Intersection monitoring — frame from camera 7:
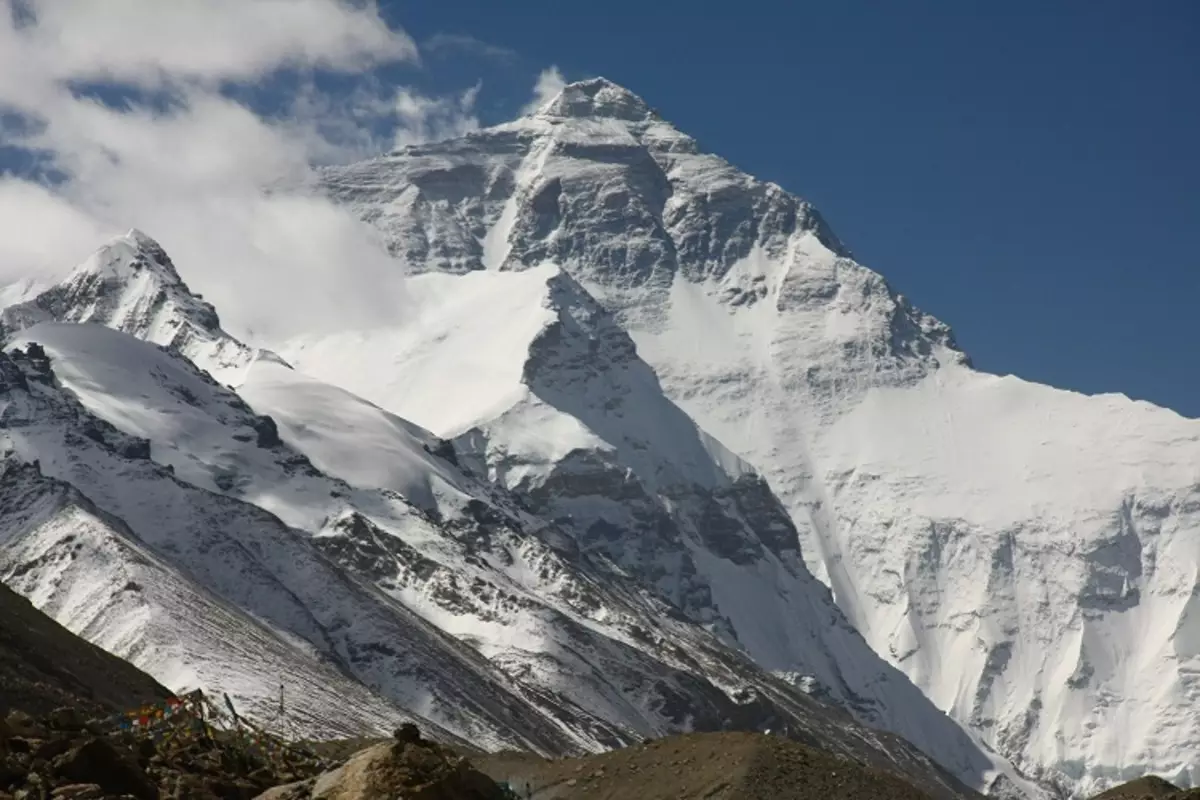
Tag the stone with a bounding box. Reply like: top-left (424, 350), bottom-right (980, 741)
top-left (0, 754), bottom-right (26, 789)
top-left (4, 714), bottom-right (43, 740)
top-left (32, 739), bottom-right (74, 763)
top-left (51, 739), bottom-right (156, 800)
top-left (392, 723), bottom-right (422, 745)
top-left (50, 785), bottom-right (103, 800)
top-left (253, 740), bottom-right (505, 800)
top-left (46, 710), bottom-right (85, 734)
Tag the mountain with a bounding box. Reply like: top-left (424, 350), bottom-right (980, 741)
top-left (0, 243), bottom-right (995, 798)
top-left (307, 77), bottom-right (1200, 796)
top-left (0, 577), bottom-right (169, 717)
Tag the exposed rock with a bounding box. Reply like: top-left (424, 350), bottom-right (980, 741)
top-left (45, 711), bottom-right (84, 735)
top-left (393, 724), bottom-right (423, 746)
top-left (49, 784), bottom-right (103, 800)
top-left (2, 718), bottom-right (41, 742)
top-left (0, 705), bottom-right (330, 800)
top-left (0, 581), bottom-right (170, 719)
top-left (51, 739), bottom-right (156, 800)
top-left (257, 739), bottom-right (505, 800)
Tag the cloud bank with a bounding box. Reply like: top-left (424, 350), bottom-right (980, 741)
top-left (0, 0), bottom-right (420, 341)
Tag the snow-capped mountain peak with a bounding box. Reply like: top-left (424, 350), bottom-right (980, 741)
top-left (1, 230), bottom-right (278, 384)
top-left (38, 229), bottom-right (218, 333)
top-left (79, 228), bottom-right (186, 282)
top-left (532, 77), bottom-right (658, 122)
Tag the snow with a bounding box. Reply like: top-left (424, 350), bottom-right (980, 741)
top-left (279, 263), bottom-right (754, 494)
top-left (1, 496), bottom-right (424, 739)
top-left (237, 358), bottom-right (468, 507)
top-left (282, 266), bottom-right (556, 438)
top-left (274, 235), bottom-right (1018, 795)
top-left (0, 349), bottom-right (584, 750)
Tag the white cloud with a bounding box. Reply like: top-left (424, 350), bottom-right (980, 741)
top-left (392, 83), bottom-right (480, 148)
top-left (7, 0), bottom-right (417, 87)
top-left (423, 33), bottom-right (517, 62)
top-left (521, 66), bottom-right (566, 115)
top-left (0, 0), bottom-right (432, 342)
top-left (0, 181), bottom-right (109, 275)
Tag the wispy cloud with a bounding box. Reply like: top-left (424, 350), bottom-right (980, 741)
top-left (423, 33), bottom-right (517, 63)
top-left (521, 66), bottom-right (566, 115)
top-left (392, 83), bottom-right (481, 148)
top-left (0, 0), bottom-right (431, 342)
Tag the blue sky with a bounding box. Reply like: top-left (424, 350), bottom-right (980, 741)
top-left (1, 1), bottom-right (1195, 415)
top-left (386, 0), bottom-right (1200, 417)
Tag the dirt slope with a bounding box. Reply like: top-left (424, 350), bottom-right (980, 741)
top-left (1092, 776), bottom-right (1200, 799)
top-left (0, 580), bottom-right (170, 716)
top-left (475, 731), bottom-right (935, 800)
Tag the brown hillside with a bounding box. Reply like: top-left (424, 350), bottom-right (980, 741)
top-left (475, 731), bottom-right (934, 800)
top-left (0, 580), bottom-right (169, 716)
top-left (1091, 776), bottom-right (1200, 799)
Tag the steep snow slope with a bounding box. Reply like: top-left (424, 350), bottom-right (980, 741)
top-left (1, 249), bottom-right (1001, 799)
top-left (0, 342), bottom-right (582, 752)
top-left (236, 359), bottom-right (470, 509)
top-left (0, 461), bottom-right (445, 739)
top-left (0, 558), bottom-right (169, 717)
top-left (315, 77), bottom-right (1200, 796)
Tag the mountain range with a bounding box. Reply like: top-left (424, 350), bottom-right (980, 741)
top-left (0, 77), bottom-right (1195, 799)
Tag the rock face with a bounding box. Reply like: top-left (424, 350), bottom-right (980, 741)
top-left (308, 77), bottom-right (1200, 796)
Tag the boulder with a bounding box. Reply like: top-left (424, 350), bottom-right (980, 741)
top-left (256, 740), bottom-right (505, 800)
top-left (49, 785), bottom-right (103, 800)
top-left (393, 724), bottom-right (422, 745)
top-left (3, 715), bottom-right (43, 740)
top-left (51, 739), bottom-right (156, 800)
top-left (45, 711), bottom-right (84, 734)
